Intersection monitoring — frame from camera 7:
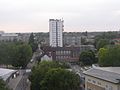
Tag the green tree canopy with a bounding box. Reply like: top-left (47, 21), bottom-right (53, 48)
top-left (94, 31), bottom-right (120, 49)
top-left (29, 61), bottom-right (80, 90)
top-left (0, 42), bottom-right (16, 65)
top-left (0, 79), bottom-right (9, 90)
top-left (96, 39), bottom-right (109, 50)
top-left (40, 68), bottom-right (80, 90)
top-left (98, 45), bottom-right (120, 66)
top-left (0, 42), bottom-right (32, 68)
top-left (79, 50), bottom-right (96, 65)
top-left (12, 44), bottom-right (32, 68)
top-left (29, 33), bottom-right (38, 52)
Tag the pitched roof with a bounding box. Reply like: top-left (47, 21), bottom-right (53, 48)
top-left (0, 68), bottom-right (17, 81)
top-left (84, 68), bottom-right (120, 84)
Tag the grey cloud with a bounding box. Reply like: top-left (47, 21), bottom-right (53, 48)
top-left (0, 0), bottom-right (120, 32)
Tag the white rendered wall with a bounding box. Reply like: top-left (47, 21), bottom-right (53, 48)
top-left (49, 19), bottom-right (63, 47)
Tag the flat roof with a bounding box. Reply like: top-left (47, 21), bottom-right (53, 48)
top-left (84, 67), bottom-right (120, 84)
top-left (49, 19), bottom-right (63, 21)
top-left (0, 68), bottom-right (17, 81)
top-left (1, 33), bottom-right (18, 37)
top-left (94, 67), bottom-right (120, 74)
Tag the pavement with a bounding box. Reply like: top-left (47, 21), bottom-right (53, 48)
top-left (8, 74), bottom-right (23, 90)
top-left (7, 70), bottom-right (29, 90)
top-left (15, 74), bottom-right (28, 90)
top-left (25, 80), bottom-right (31, 90)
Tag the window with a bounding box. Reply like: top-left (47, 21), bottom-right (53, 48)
top-left (93, 81), bottom-right (96, 83)
top-left (64, 51), bottom-right (66, 54)
top-left (109, 86), bottom-right (113, 90)
top-left (106, 85), bottom-right (108, 88)
top-left (97, 82), bottom-right (101, 85)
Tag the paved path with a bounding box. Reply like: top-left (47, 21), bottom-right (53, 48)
top-left (8, 75), bottom-right (23, 90)
top-left (15, 74), bottom-right (28, 90)
top-left (26, 81), bottom-right (31, 90)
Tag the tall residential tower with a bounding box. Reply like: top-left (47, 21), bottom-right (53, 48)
top-left (49, 19), bottom-right (64, 47)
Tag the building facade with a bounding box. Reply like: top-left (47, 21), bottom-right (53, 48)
top-left (49, 19), bottom-right (64, 47)
top-left (84, 67), bottom-right (120, 90)
top-left (41, 45), bottom-right (95, 62)
top-left (63, 32), bottom-right (82, 46)
top-left (42, 46), bottom-right (80, 62)
top-left (0, 33), bottom-right (19, 42)
top-left (0, 32), bottom-right (30, 43)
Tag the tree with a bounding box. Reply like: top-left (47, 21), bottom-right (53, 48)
top-left (29, 33), bottom-right (38, 52)
top-left (0, 42), bottom-right (16, 65)
top-left (98, 45), bottom-right (120, 66)
top-left (12, 44), bottom-right (32, 68)
top-left (40, 68), bottom-right (80, 90)
top-left (96, 39), bottom-right (109, 50)
top-left (94, 31), bottom-right (120, 49)
top-left (29, 61), bottom-right (80, 90)
top-left (0, 42), bottom-right (32, 68)
top-left (0, 79), bottom-right (9, 90)
top-left (81, 37), bottom-right (87, 45)
top-left (79, 50), bottom-right (96, 65)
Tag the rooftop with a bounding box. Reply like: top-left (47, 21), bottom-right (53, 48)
top-left (0, 68), bottom-right (17, 81)
top-left (1, 33), bottom-right (18, 37)
top-left (84, 67), bottom-right (120, 84)
top-left (49, 19), bottom-right (63, 21)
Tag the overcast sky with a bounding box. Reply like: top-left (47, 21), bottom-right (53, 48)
top-left (0, 0), bottom-right (120, 33)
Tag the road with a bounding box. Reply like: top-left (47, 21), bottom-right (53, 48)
top-left (14, 61), bottom-right (36, 90)
top-left (15, 70), bottom-right (27, 90)
top-left (71, 64), bottom-right (84, 77)
top-left (7, 70), bottom-right (27, 90)
top-left (68, 62), bottom-right (84, 77)
top-left (14, 52), bottom-right (39, 90)
top-left (70, 64), bottom-right (85, 90)
top-left (8, 61), bottom-right (36, 90)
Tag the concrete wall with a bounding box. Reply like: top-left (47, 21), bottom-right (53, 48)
top-left (41, 55), bottom-right (52, 61)
top-left (85, 75), bottom-right (120, 90)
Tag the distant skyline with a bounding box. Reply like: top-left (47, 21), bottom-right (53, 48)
top-left (0, 0), bottom-right (120, 33)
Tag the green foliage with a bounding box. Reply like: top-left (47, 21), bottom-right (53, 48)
top-left (81, 37), bottom-right (87, 45)
top-left (0, 42), bottom-right (32, 68)
top-left (98, 48), bottom-right (108, 66)
top-left (40, 68), bottom-right (80, 90)
top-left (94, 31), bottom-right (120, 49)
top-left (29, 33), bottom-right (38, 52)
top-left (0, 79), bottom-right (9, 90)
top-left (0, 42), bottom-right (15, 65)
top-left (12, 44), bottom-right (32, 68)
top-left (96, 39), bottom-right (109, 50)
top-left (98, 45), bottom-right (120, 66)
top-left (79, 50), bottom-right (96, 65)
top-left (29, 61), bottom-right (80, 90)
